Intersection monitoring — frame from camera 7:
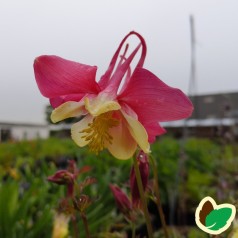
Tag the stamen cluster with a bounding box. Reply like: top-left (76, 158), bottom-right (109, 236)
top-left (80, 112), bottom-right (119, 153)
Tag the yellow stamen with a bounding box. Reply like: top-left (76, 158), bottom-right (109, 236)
top-left (80, 112), bottom-right (119, 154)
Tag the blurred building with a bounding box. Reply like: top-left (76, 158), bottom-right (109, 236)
top-left (162, 91), bottom-right (238, 139)
top-left (1, 91), bottom-right (238, 142)
top-left (0, 122), bottom-right (49, 142)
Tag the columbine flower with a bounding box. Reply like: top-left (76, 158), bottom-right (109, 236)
top-left (34, 31), bottom-right (193, 159)
top-left (130, 151), bottom-right (149, 206)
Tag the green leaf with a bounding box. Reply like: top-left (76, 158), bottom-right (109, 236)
top-left (205, 208), bottom-right (232, 231)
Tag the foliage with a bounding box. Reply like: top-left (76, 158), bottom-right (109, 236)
top-left (0, 161), bottom-right (61, 238)
top-left (0, 138), bottom-right (131, 237)
top-left (0, 136), bottom-right (238, 237)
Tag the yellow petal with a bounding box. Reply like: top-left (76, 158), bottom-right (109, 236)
top-left (84, 94), bottom-right (121, 116)
top-left (106, 118), bottom-right (137, 160)
top-left (71, 115), bottom-right (93, 147)
top-left (51, 101), bottom-right (85, 123)
top-left (122, 111), bottom-right (150, 154)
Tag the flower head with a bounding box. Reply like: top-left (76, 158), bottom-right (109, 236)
top-left (34, 31), bottom-right (193, 159)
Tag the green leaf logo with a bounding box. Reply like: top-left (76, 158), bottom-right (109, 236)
top-left (195, 196), bottom-right (236, 235)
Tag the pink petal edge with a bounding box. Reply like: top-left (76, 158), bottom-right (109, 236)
top-left (34, 55), bottom-right (99, 102)
top-left (119, 67), bottom-right (193, 124)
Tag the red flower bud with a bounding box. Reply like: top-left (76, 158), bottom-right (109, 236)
top-left (110, 184), bottom-right (132, 216)
top-left (130, 151), bottom-right (149, 206)
top-left (48, 170), bottom-right (75, 185)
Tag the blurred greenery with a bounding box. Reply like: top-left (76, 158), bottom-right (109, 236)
top-left (0, 136), bottom-right (237, 237)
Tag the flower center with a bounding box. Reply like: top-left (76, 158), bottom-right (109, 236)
top-left (80, 112), bottom-right (119, 154)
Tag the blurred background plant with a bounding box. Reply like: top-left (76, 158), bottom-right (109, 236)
top-left (0, 136), bottom-right (238, 237)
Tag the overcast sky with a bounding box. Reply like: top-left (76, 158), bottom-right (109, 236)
top-left (0, 0), bottom-right (238, 124)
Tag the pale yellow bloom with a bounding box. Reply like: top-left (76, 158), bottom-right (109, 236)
top-left (52, 213), bottom-right (69, 238)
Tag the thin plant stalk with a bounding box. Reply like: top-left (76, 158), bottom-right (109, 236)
top-left (71, 215), bottom-right (79, 238)
top-left (149, 155), bottom-right (169, 238)
top-left (81, 213), bottom-right (91, 238)
top-left (133, 155), bottom-right (153, 238)
top-left (67, 183), bottom-right (79, 238)
top-left (131, 222), bottom-right (136, 238)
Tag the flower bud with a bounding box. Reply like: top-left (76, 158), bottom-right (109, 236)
top-left (47, 170), bottom-right (75, 185)
top-left (110, 184), bottom-right (132, 216)
top-left (130, 151), bottom-right (149, 206)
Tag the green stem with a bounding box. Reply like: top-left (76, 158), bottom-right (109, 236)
top-left (150, 155), bottom-right (169, 238)
top-left (81, 213), bottom-right (91, 238)
top-left (131, 222), bottom-right (136, 238)
top-left (133, 155), bottom-right (153, 238)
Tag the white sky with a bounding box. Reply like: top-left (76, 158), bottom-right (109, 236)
top-left (0, 0), bottom-right (238, 123)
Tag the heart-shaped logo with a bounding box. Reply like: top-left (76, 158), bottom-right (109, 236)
top-left (195, 196), bottom-right (236, 235)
